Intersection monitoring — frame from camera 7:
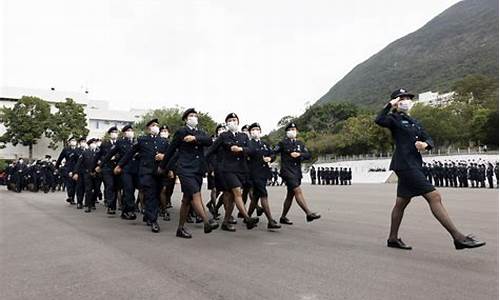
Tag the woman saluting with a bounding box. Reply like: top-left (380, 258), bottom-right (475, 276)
top-left (375, 88), bottom-right (485, 250)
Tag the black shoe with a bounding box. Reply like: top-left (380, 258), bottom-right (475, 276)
top-left (256, 206), bottom-right (264, 217)
top-left (121, 212), bottom-right (136, 220)
top-left (159, 210), bottom-right (165, 217)
top-left (142, 215), bottom-right (147, 223)
top-left (146, 220), bottom-right (152, 227)
top-left (70, 201), bottom-right (76, 205)
top-left (454, 234), bottom-right (486, 250)
top-left (267, 220), bottom-right (281, 229)
top-left (151, 222), bottom-right (160, 233)
top-left (195, 216), bottom-right (203, 224)
top-left (110, 209), bottom-right (116, 215)
top-left (221, 223), bottom-right (236, 232)
top-left (387, 238), bottom-right (412, 250)
top-left (228, 216), bottom-right (237, 225)
top-left (306, 213), bottom-right (321, 222)
top-left (166, 202), bottom-right (172, 209)
top-left (186, 216), bottom-right (194, 223)
top-left (237, 212), bottom-right (244, 219)
top-left (107, 208), bottom-right (114, 215)
top-left (84, 207), bottom-right (91, 213)
top-left (176, 227), bottom-right (192, 239)
top-left (280, 217), bottom-right (293, 225)
top-left (66, 198), bottom-right (72, 203)
top-left (246, 217), bottom-right (259, 230)
top-left (76, 203), bottom-right (83, 209)
top-left (163, 212), bottom-right (171, 221)
top-left (204, 220), bottom-right (219, 233)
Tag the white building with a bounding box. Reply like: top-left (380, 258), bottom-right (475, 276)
top-left (0, 86), bottom-right (149, 160)
top-left (416, 91), bottom-right (455, 107)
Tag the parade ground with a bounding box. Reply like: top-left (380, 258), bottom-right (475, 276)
top-left (1, 184), bottom-right (498, 300)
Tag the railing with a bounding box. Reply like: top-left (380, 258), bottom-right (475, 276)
top-left (316, 147), bottom-right (499, 164)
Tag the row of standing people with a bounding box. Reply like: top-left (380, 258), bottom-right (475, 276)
top-left (422, 161), bottom-right (499, 189)
top-left (309, 166), bottom-right (352, 185)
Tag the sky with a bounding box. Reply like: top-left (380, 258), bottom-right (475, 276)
top-left (1, 0), bottom-right (461, 133)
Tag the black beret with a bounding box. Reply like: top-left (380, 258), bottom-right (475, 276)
top-left (121, 124), bottom-right (133, 132)
top-left (86, 138), bottom-right (96, 145)
top-left (67, 136), bottom-right (76, 142)
top-left (248, 122), bottom-right (261, 131)
top-left (215, 123), bottom-right (225, 133)
top-left (45, 155), bottom-right (51, 159)
top-left (225, 112), bottom-right (239, 122)
top-left (182, 108), bottom-right (197, 120)
top-left (107, 126), bottom-right (118, 134)
top-left (146, 118), bottom-right (159, 127)
top-left (285, 122), bottom-right (298, 131)
top-left (241, 124), bottom-right (250, 131)
top-left (160, 125), bottom-right (169, 131)
top-left (78, 137), bottom-right (87, 143)
top-left (390, 88), bottom-right (415, 100)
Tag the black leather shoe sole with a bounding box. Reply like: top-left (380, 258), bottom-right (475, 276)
top-left (387, 240), bottom-right (412, 250)
top-left (454, 240), bottom-right (486, 250)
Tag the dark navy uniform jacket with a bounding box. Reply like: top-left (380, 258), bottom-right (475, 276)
top-left (74, 149), bottom-right (99, 174)
top-left (161, 126), bottom-right (212, 176)
top-left (119, 134), bottom-right (166, 176)
top-left (205, 131), bottom-right (249, 174)
top-left (247, 138), bottom-right (275, 179)
top-left (375, 104), bottom-right (434, 171)
top-left (97, 140), bottom-right (119, 171)
top-left (273, 138), bottom-right (311, 179)
top-left (100, 138), bottom-right (139, 174)
top-left (55, 147), bottom-right (79, 174)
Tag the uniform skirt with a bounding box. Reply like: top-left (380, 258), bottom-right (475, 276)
top-left (178, 174), bottom-right (203, 197)
top-left (222, 172), bottom-right (248, 191)
top-left (395, 168), bottom-right (436, 198)
top-left (251, 177), bottom-right (268, 198)
top-left (282, 176), bottom-right (301, 192)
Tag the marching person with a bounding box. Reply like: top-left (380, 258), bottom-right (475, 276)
top-left (55, 136), bottom-right (80, 204)
top-left (158, 125), bottom-right (175, 221)
top-left (246, 122), bottom-right (281, 229)
top-left (74, 137), bottom-right (88, 209)
top-left (205, 113), bottom-right (259, 232)
top-left (98, 125), bottom-right (138, 220)
top-left (115, 119), bottom-right (164, 233)
top-left (160, 108), bottom-right (219, 238)
top-left (273, 122), bottom-right (320, 225)
top-left (73, 138), bottom-right (100, 213)
top-left (96, 126), bottom-right (121, 214)
top-left (375, 88), bottom-right (485, 250)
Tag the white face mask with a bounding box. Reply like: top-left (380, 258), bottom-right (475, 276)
top-left (109, 132), bottom-right (118, 140)
top-left (150, 125), bottom-right (160, 135)
top-left (398, 100), bottom-right (412, 113)
top-left (19, 159), bottom-right (24, 164)
top-left (160, 131), bottom-right (169, 139)
top-left (250, 129), bottom-right (261, 139)
top-left (124, 131), bottom-right (134, 139)
top-left (227, 121), bottom-right (239, 132)
top-left (89, 143), bottom-right (97, 150)
top-left (96, 141), bottom-right (102, 147)
top-left (69, 140), bottom-right (77, 147)
top-left (286, 130), bottom-right (297, 139)
top-left (186, 116), bottom-right (198, 127)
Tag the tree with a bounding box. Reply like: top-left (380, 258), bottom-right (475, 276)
top-left (46, 98), bottom-right (89, 149)
top-left (0, 96), bottom-right (51, 159)
top-left (135, 107), bottom-right (217, 136)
